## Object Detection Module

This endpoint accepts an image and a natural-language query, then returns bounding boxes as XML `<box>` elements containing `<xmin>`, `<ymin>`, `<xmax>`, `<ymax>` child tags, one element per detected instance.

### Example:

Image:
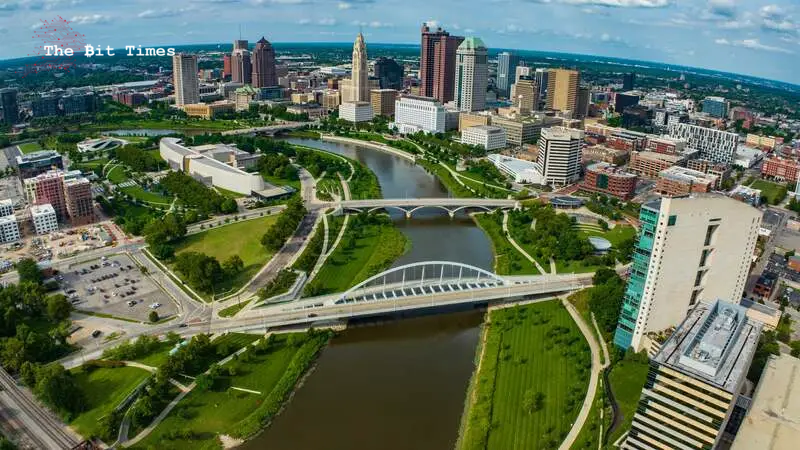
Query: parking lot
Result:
<box><xmin>61</xmin><ymin>253</ymin><xmax>176</xmax><ymax>322</ymax></box>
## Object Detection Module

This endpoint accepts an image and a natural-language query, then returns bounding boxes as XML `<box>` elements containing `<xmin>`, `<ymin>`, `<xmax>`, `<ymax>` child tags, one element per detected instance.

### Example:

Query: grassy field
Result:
<box><xmin>106</xmin><ymin>165</ymin><xmax>130</xmax><ymax>184</ymax></box>
<box><xmin>417</xmin><ymin>159</ymin><xmax>476</xmax><ymax>198</ymax></box>
<box><xmin>459</xmin><ymin>301</ymin><xmax>591</xmax><ymax>450</ymax></box>
<box><xmin>304</xmin><ymin>219</ymin><xmax>409</xmax><ymax>295</ymax></box>
<box><xmin>130</xmin><ymin>333</ymin><xmax>326</xmax><ymax>449</ymax></box>
<box><xmin>18</xmin><ymin>142</ymin><xmax>43</xmax><ymax>153</ymax></box>
<box><xmin>134</xmin><ymin>340</ymin><xmax>175</xmax><ymax>368</ymax></box>
<box><xmin>214</xmin><ymin>186</ymin><xmax>246</xmax><ymax>199</ymax></box>
<box><xmin>606</xmin><ymin>354</ymin><xmax>650</xmax><ymax>445</ymax></box>
<box><xmin>120</xmin><ymin>186</ymin><xmax>172</xmax><ymax>204</ymax></box>
<box><xmin>571</xmin><ymin>378</ymin><xmax>611</xmax><ymax>450</ymax></box>
<box><xmin>473</xmin><ymin>213</ymin><xmax>539</xmax><ymax>276</ymax></box>
<box><xmin>174</xmin><ymin>215</ymin><xmax>279</xmax><ymax>298</ymax></box>
<box><xmin>70</xmin><ymin>366</ymin><xmax>151</xmax><ymax>440</ymax></box>
<box><xmin>263</xmin><ymin>173</ymin><xmax>301</xmax><ymax>192</ymax></box>
<box><xmin>92</xmin><ymin>118</ymin><xmax>257</xmax><ymax>132</ymax></box>
<box><xmin>73</xmin><ymin>157</ymin><xmax>109</xmax><ymax>172</ymax></box>
<box><xmin>577</xmin><ymin>224</ymin><xmax>636</xmax><ymax>247</ymax></box>
<box><xmin>751</xmin><ymin>179</ymin><xmax>788</xmax><ymax>205</ymax></box>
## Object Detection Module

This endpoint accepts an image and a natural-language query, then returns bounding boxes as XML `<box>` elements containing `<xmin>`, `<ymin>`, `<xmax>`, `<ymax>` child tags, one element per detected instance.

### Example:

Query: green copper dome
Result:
<box><xmin>458</xmin><ymin>36</ymin><xmax>487</xmax><ymax>51</ymax></box>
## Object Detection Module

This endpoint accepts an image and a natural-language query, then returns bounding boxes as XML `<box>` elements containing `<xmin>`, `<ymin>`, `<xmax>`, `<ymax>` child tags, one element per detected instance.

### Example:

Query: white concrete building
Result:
<box><xmin>487</xmin><ymin>153</ymin><xmax>544</xmax><ymax>184</ymax></box>
<box><xmin>159</xmin><ymin>138</ymin><xmax>267</xmax><ymax>196</ymax></box>
<box><xmin>339</xmin><ymin>101</ymin><xmax>374</xmax><ymax>123</ymax></box>
<box><xmin>392</xmin><ymin>96</ymin><xmax>446</xmax><ymax>134</ymax></box>
<box><xmin>454</xmin><ymin>37</ymin><xmax>488</xmax><ymax>112</ymax></box>
<box><xmin>462</xmin><ymin>125</ymin><xmax>506</xmax><ymax>150</ymax></box>
<box><xmin>668</xmin><ymin>123</ymin><xmax>739</xmax><ymax>165</ymax></box>
<box><xmin>31</xmin><ymin>204</ymin><xmax>58</xmax><ymax>235</ymax></box>
<box><xmin>0</xmin><ymin>199</ymin><xmax>13</xmax><ymax>218</ymax></box>
<box><xmin>537</xmin><ymin>126</ymin><xmax>584</xmax><ymax>187</ymax></box>
<box><xmin>614</xmin><ymin>194</ymin><xmax>761</xmax><ymax>351</ymax></box>
<box><xmin>0</xmin><ymin>215</ymin><xmax>20</xmax><ymax>243</ymax></box>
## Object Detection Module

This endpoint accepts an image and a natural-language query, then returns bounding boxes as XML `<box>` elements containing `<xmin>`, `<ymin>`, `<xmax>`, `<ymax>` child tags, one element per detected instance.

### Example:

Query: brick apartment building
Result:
<box><xmin>761</xmin><ymin>156</ymin><xmax>800</xmax><ymax>182</ymax></box>
<box><xmin>64</xmin><ymin>178</ymin><xmax>94</xmax><ymax>225</ymax></box>
<box><xmin>581</xmin><ymin>162</ymin><xmax>638</xmax><ymax>200</ymax></box>
<box><xmin>655</xmin><ymin>166</ymin><xmax>718</xmax><ymax>197</ymax></box>
<box><xmin>628</xmin><ymin>151</ymin><xmax>685</xmax><ymax>178</ymax></box>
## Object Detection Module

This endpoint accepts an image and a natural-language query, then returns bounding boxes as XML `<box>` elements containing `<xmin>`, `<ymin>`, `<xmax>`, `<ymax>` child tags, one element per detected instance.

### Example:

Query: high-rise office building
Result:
<box><xmin>615</xmin><ymin>91</ymin><xmax>640</xmax><ymax>115</ymax></box>
<box><xmin>534</xmin><ymin>68</ymin><xmax>549</xmax><ymax>107</ymax></box>
<box><xmin>624</xmin><ymin>300</ymin><xmax>760</xmax><ymax>450</ymax></box>
<box><xmin>420</xmin><ymin>24</ymin><xmax>464</xmax><ymax>103</ymax></box>
<box><xmin>370</xmin><ymin>89</ymin><xmax>397</xmax><ymax>117</ymax></box>
<box><xmin>537</xmin><ymin>126</ymin><xmax>584</xmax><ymax>186</ymax></box>
<box><xmin>231</xmin><ymin>40</ymin><xmax>252</xmax><ymax>85</ymax></box>
<box><xmin>251</xmin><ymin>37</ymin><xmax>277</xmax><ymax>88</ymax></box>
<box><xmin>613</xmin><ymin>195</ymin><xmax>760</xmax><ymax>351</ymax></box>
<box><xmin>31</xmin><ymin>94</ymin><xmax>60</xmax><ymax>117</ymax></box>
<box><xmin>496</xmin><ymin>51</ymin><xmax>519</xmax><ymax>98</ymax></box>
<box><xmin>702</xmin><ymin>96</ymin><xmax>729</xmax><ymax>119</ymax></box>
<box><xmin>514</xmin><ymin>76</ymin><xmax>538</xmax><ymax>114</ymax></box>
<box><xmin>546</xmin><ymin>68</ymin><xmax>580</xmax><ymax>114</ymax></box>
<box><xmin>576</xmin><ymin>86</ymin><xmax>590</xmax><ymax>119</ymax></box>
<box><xmin>622</xmin><ymin>72</ymin><xmax>636</xmax><ymax>91</ymax></box>
<box><xmin>222</xmin><ymin>54</ymin><xmax>232</xmax><ymax>79</ymax></box>
<box><xmin>454</xmin><ymin>37</ymin><xmax>488</xmax><ymax>112</ymax></box>
<box><xmin>373</xmin><ymin>57</ymin><xmax>404</xmax><ymax>90</ymax></box>
<box><xmin>0</xmin><ymin>88</ymin><xmax>19</xmax><ymax>125</ymax></box>
<box><xmin>172</xmin><ymin>53</ymin><xmax>199</xmax><ymax>107</ymax></box>
<box><xmin>350</xmin><ymin>32</ymin><xmax>370</xmax><ymax>103</ymax></box>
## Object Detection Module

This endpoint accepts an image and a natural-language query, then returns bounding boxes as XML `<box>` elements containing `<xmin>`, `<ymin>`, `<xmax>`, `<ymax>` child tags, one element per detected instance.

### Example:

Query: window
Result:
<box><xmin>667</xmin><ymin>215</ymin><xmax>677</xmax><ymax>226</ymax></box>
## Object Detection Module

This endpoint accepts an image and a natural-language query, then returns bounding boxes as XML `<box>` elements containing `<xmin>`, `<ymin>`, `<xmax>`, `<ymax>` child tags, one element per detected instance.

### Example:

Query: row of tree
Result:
<box><xmin>261</xmin><ymin>197</ymin><xmax>307</xmax><ymax>251</ymax></box>
<box><xmin>173</xmin><ymin>252</ymin><xmax>244</xmax><ymax>293</ymax></box>
<box><xmin>159</xmin><ymin>171</ymin><xmax>238</xmax><ymax>215</ymax></box>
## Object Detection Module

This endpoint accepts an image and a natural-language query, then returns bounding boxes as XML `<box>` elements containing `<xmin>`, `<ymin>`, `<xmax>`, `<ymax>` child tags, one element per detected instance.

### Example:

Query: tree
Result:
<box><xmin>33</xmin><ymin>364</ymin><xmax>85</xmax><ymax>418</ymax></box>
<box><xmin>522</xmin><ymin>389</ymin><xmax>545</xmax><ymax>413</ymax></box>
<box><xmin>16</xmin><ymin>258</ymin><xmax>42</xmax><ymax>285</ymax></box>
<box><xmin>222</xmin><ymin>255</ymin><xmax>244</xmax><ymax>276</ymax></box>
<box><xmin>46</xmin><ymin>295</ymin><xmax>72</xmax><ymax>322</ymax></box>
<box><xmin>149</xmin><ymin>310</ymin><xmax>159</xmax><ymax>323</ymax></box>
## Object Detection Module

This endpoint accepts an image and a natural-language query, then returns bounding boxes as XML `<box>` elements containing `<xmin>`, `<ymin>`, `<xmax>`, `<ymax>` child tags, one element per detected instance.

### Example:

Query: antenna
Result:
<box><xmin>239</xmin><ymin>24</ymin><xmax>242</xmax><ymax>40</ymax></box>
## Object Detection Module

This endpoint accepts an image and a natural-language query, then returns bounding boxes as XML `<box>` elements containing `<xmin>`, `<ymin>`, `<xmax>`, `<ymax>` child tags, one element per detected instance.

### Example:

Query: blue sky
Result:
<box><xmin>0</xmin><ymin>0</ymin><xmax>799</xmax><ymax>84</ymax></box>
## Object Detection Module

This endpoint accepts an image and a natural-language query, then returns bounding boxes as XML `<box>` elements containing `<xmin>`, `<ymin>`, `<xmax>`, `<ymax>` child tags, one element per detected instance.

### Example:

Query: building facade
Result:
<box><xmin>0</xmin><ymin>215</ymin><xmax>20</xmax><ymax>243</ymax></box>
<box><xmin>514</xmin><ymin>77</ymin><xmax>538</xmax><ymax>114</ymax></box>
<box><xmin>420</xmin><ymin>24</ymin><xmax>464</xmax><ymax>104</ymax></box>
<box><xmin>613</xmin><ymin>195</ymin><xmax>760</xmax><ymax>351</ymax></box>
<box><xmin>629</xmin><ymin>151</ymin><xmax>685</xmax><ymax>179</ymax></box>
<box><xmin>668</xmin><ymin>123</ymin><xmax>738</xmax><ymax>165</ymax></box>
<box><xmin>454</xmin><ymin>37</ymin><xmax>488</xmax><ymax>112</ymax></box>
<box><xmin>496</xmin><ymin>52</ymin><xmax>519</xmax><ymax>98</ymax></box>
<box><xmin>546</xmin><ymin>69</ymin><xmax>579</xmax><ymax>114</ymax></box>
<box><xmin>172</xmin><ymin>53</ymin><xmax>199</xmax><ymax>107</ymax></box>
<box><xmin>624</xmin><ymin>300</ymin><xmax>760</xmax><ymax>450</ymax></box>
<box><xmin>31</xmin><ymin>204</ymin><xmax>58</xmax><ymax>235</ymax></box>
<box><xmin>370</xmin><ymin>89</ymin><xmax>397</xmax><ymax>117</ymax></box>
<box><xmin>373</xmin><ymin>57</ymin><xmax>404</xmax><ymax>90</ymax></box>
<box><xmin>656</xmin><ymin>166</ymin><xmax>718</xmax><ymax>197</ymax></box>
<box><xmin>251</xmin><ymin>37</ymin><xmax>278</xmax><ymax>88</ymax></box>
<box><xmin>581</xmin><ymin>162</ymin><xmax>637</xmax><ymax>200</ymax></box>
<box><xmin>761</xmin><ymin>156</ymin><xmax>800</xmax><ymax>182</ymax></box>
<box><xmin>393</xmin><ymin>96</ymin><xmax>446</xmax><ymax>134</ymax></box>
<box><xmin>231</xmin><ymin>40</ymin><xmax>251</xmax><ymax>85</ymax></box>
<box><xmin>461</xmin><ymin>125</ymin><xmax>506</xmax><ymax>150</ymax></box>
<box><xmin>64</xmin><ymin>178</ymin><xmax>94</xmax><ymax>225</ymax></box>
<box><xmin>339</xmin><ymin>101</ymin><xmax>374</xmax><ymax>123</ymax></box>
<box><xmin>702</xmin><ymin>96</ymin><xmax>729</xmax><ymax>119</ymax></box>
<box><xmin>537</xmin><ymin>126</ymin><xmax>584</xmax><ymax>186</ymax></box>
<box><xmin>0</xmin><ymin>88</ymin><xmax>18</xmax><ymax>125</ymax></box>
<box><xmin>350</xmin><ymin>33</ymin><xmax>370</xmax><ymax>103</ymax></box>
<box><xmin>25</xmin><ymin>171</ymin><xmax>67</xmax><ymax>220</ymax></box>
<box><xmin>458</xmin><ymin>112</ymin><xmax>491</xmax><ymax>132</ymax></box>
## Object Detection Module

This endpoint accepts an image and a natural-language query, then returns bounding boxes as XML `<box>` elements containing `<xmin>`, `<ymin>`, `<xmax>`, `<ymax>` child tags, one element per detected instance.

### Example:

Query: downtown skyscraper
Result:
<box><xmin>546</xmin><ymin>68</ymin><xmax>579</xmax><ymax>115</ymax></box>
<box><xmin>251</xmin><ymin>37</ymin><xmax>278</xmax><ymax>88</ymax></box>
<box><xmin>231</xmin><ymin>39</ymin><xmax>252</xmax><ymax>85</ymax></box>
<box><xmin>420</xmin><ymin>24</ymin><xmax>464</xmax><ymax>104</ymax></box>
<box><xmin>454</xmin><ymin>37</ymin><xmax>488</xmax><ymax>112</ymax></box>
<box><xmin>172</xmin><ymin>53</ymin><xmax>199</xmax><ymax>106</ymax></box>
<box><xmin>496</xmin><ymin>51</ymin><xmax>519</xmax><ymax>98</ymax></box>
<box><xmin>350</xmin><ymin>32</ymin><xmax>369</xmax><ymax>102</ymax></box>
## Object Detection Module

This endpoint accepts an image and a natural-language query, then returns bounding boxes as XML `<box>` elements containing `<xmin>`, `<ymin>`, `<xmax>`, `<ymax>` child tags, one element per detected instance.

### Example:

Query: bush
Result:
<box><xmin>149</xmin><ymin>310</ymin><xmax>159</xmax><ymax>323</ymax></box>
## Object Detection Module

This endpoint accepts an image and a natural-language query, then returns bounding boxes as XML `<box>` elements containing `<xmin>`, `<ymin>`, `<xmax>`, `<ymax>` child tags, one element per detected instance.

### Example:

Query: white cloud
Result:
<box><xmin>70</xmin><ymin>14</ymin><xmax>111</xmax><ymax>25</ymax></box>
<box><xmin>715</xmin><ymin>37</ymin><xmax>793</xmax><ymax>54</ymax></box>
<box><xmin>529</xmin><ymin>0</ymin><xmax>671</xmax><ymax>7</ymax></box>
<box><xmin>138</xmin><ymin>8</ymin><xmax>192</xmax><ymax>19</ymax></box>
<box><xmin>318</xmin><ymin>17</ymin><xmax>337</xmax><ymax>26</ymax></box>
<box><xmin>760</xmin><ymin>5</ymin><xmax>785</xmax><ymax>20</ymax></box>
<box><xmin>0</xmin><ymin>26</ymin><xmax>7</xmax><ymax>33</ymax></box>
<box><xmin>337</xmin><ymin>2</ymin><xmax>351</xmax><ymax>9</ymax></box>
<box><xmin>350</xmin><ymin>20</ymin><xmax>392</xmax><ymax>28</ymax></box>
<box><xmin>297</xmin><ymin>18</ymin><xmax>311</xmax><ymax>25</ymax></box>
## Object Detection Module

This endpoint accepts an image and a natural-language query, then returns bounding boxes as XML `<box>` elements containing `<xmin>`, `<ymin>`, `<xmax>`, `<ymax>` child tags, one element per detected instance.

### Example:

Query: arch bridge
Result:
<box><xmin>338</xmin><ymin>198</ymin><xmax>519</xmax><ymax>218</ymax></box>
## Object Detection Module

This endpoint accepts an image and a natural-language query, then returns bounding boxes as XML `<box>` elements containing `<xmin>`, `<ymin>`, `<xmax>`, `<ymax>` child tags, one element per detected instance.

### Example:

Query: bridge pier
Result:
<box><xmin>448</xmin><ymin>210</ymin><xmax>455</xmax><ymax>219</ymax></box>
<box><xmin>405</xmin><ymin>211</ymin><xmax>412</xmax><ymax>219</ymax></box>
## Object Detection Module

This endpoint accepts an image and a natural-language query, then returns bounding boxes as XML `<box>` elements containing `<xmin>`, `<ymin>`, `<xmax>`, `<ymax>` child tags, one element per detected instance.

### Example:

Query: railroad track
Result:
<box><xmin>0</xmin><ymin>368</ymin><xmax>79</xmax><ymax>449</ymax></box>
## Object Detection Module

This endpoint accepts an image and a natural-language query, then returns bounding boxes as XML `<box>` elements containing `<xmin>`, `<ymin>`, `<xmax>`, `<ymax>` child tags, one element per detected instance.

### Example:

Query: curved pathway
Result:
<box><xmin>559</xmin><ymin>297</ymin><xmax>606</xmax><ymax>450</ymax></box>
<box><xmin>501</xmin><ymin>211</ymin><xmax>549</xmax><ymax>274</ymax></box>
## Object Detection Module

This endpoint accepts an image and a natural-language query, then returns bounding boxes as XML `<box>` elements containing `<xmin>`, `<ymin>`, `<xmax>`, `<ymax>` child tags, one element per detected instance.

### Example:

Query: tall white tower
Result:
<box><xmin>172</xmin><ymin>53</ymin><xmax>199</xmax><ymax>106</ymax></box>
<box><xmin>351</xmin><ymin>32</ymin><xmax>369</xmax><ymax>102</ymax></box>
<box><xmin>454</xmin><ymin>37</ymin><xmax>488</xmax><ymax>112</ymax></box>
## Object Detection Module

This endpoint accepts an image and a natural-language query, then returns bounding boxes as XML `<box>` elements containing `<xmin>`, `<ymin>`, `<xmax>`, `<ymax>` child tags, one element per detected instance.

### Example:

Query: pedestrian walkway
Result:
<box><xmin>501</xmin><ymin>211</ymin><xmax>548</xmax><ymax>274</ymax></box>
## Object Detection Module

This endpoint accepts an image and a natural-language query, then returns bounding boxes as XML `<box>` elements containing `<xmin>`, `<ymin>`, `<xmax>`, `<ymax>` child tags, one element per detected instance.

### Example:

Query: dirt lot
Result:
<box><xmin>60</xmin><ymin>253</ymin><xmax>176</xmax><ymax>323</ymax></box>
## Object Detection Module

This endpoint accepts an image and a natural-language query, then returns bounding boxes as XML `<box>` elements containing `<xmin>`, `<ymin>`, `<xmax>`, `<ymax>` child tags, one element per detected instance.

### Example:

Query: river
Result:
<box><xmin>238</xmin><ymin>138</ymin><xmax>492</xmax><ymax>450</ymax></box>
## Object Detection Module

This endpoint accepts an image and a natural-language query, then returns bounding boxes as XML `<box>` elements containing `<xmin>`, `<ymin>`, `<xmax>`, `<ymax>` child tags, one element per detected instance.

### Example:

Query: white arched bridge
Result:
<box><xmin>335</xmin><ymin>198</ymin><xmax>519</xmax><ymax>218</ymax></box>
<box><xmin>220</xmin><ymin>261</ymin><xmax>594</xmax><ymax>332</ymax></box>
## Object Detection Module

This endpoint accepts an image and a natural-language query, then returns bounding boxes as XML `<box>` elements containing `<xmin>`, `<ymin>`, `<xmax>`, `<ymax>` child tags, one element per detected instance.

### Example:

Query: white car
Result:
<box><xmin>149</xmin><ymin>303</ymin><xmax>161</xmax><ymax>309</ymax></box>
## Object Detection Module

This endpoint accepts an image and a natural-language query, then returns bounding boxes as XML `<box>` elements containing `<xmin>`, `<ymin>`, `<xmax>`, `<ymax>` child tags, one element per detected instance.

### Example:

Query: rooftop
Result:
<box><xmin>731</xmin><ymin>354</ymin><xmax>800</xmax><ymax>450</ymax></box>
<box><xmin>458</xmin><ymin>36</ymin><xmax>487</xmax><ymax>51</ymax></box>
<box><xmin>654</xmin><ymin>300</ymin><xmax>761</xmax><ymax>393</ymax></box>
<box><xmin>31</xmin><ymin>203</ymin><xmax>56</xmax><ymax>216</ymax></box>
<box><xmin>587</xmin><ymin>162</ymin><xmax>637</xmax><ymax>178</ymax></box>
<box><xmin>659</xmin><ymin>166</ymin><xmax>718</xmax><ymax>183</ymax></box>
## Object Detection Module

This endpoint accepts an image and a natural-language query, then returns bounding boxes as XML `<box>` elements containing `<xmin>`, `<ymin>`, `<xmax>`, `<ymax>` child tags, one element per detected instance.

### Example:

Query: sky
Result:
<box><xmin>0</xmin><ymin>0</ymin><xmax>799</xmax><ymax>84</ymax></box>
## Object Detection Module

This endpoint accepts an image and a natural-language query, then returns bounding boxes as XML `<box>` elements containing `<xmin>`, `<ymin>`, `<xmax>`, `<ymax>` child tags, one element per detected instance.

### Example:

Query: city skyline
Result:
<box><xmin>0</xmin><ymin>1</ymin><xmax>799</xmax><ymax>85</ymax></box>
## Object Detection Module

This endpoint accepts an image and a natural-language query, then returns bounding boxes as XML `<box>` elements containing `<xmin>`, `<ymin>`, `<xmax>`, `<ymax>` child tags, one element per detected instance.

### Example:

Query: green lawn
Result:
<box><xmin>92</xmin><ymin>118</ymin><xmax>258</xmax><ymax>132</ymax></box>
<box><xmin>18</xmin><ymin>142</ymin><xmax>43</xmax><ymax>153</ymax></box>
<box><xmin>751</xmin><ymin>179</ymin><xmax>788</xmax><ymax>205</ymax></box>
<box><xmin>459</xmin><ymin>301</ymin><xmax>591</xmax><ymax>450</ymax></box>
<box><xmin>317</xmin><ymin>177</ymin><xmax>342</xmax><ymax>200</ymax></box>
<box><xmin>174</xmin><ymin>215</ymin><xmax>279</xmax><ymax>298</ymax></box>
<box><xmin>73</xmin><ymin>157</ymin><xmax>109</xmax><ymax>172</ymax></box>
<box><xmin>473</xmin><ymin>213</ymin><xmax>539</xmax><ymax>276</ymax></box>
<box><xmin>263</xmin><ymin>174</ymin><xmax>301</xmax><ymax>192</ymax></box>
<box><xmin>571</xmin><ymin>378</ymin><xmax>611</xmax><ymax>450</ymax></box>
<box><xmin>121</xmin><ymin>186</ymin><xmax>172</xmax><ymax>204</ymax></box>
<box><xmin>577</xmin><ymin>224</ymin><xmax>636</xmax><ymax>247</ymax></box>
<box><xmin>218</xmin><ymin>300</ymin><xmax>251</xmax><ymax>318</ymax></box>
<box><xmin>130</xmin><ymin>333</ymin><xmax>326</xmax><ymax>449</ymax></box>
<box><xmin>133</xmin><ymin>340</ymin><xmax>176</xmax><ymax>368</ymax></box>
<box><xmin>214</xmin><ymin>186</ymin><xmax>246</xmax><ymax>199</ymax></box>
<box><xmin>606</xmin><ymin>354</ymin><xmax>650</xmax><ymax>444</ymax></box>
<box><xmin>417</xmin><ymin>159</ymin><xmax>477</xmax><ymax>198</ymax></box>
<box><xmin>106</xmin><ymin>165</ymin><xmax>130</xmax><ymax>184</ymax></box>
<box><xmin>70</xmin><ymin>366</ymin><xmax>151</xmax><ymax>440</ymax></box>
<box><xmin>304</xmin><ymin>218</ymin><xmax>409</xmax><ymax>295</ymax></box>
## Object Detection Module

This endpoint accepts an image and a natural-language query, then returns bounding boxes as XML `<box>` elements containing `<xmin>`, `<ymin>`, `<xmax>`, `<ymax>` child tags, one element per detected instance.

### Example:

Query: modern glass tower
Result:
<box><xmin>496</xmin><ymin>51</ymin><xmax>519</xmax><ymax>98</ymax></box>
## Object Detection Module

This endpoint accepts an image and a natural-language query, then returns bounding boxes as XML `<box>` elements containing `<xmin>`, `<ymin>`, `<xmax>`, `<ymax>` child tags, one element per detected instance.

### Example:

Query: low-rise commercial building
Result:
<box><xmin>458</xmin><ymin>112</ymin><xmax>490</xmax><ymax>132</ymax></box>
<box><xmin>624</xmin><ymin>300</ymin><xmax>761</xmax><ymax>450</ymax></box>
<box><xmin>685</xmin><ymin>159</ymin><xmax>730</xmax><ymax>189</ymax></box>
<box><xmin>31</xmin><ymin>204</ymin><xmax>58</xmax><ymax>235</ymax></box>
<box><xmin>322</xmin><ymin>90</ymin><xmax>340</xmax><ymax>110</ymax></box>
<box><xmin>0</xmin><ymin>215</ymin><xmax>20</xmax><ymax>243</ymax></box>
<box><xmin>16</xmin><ymin>150</ymin><xmax>63</xmax><ymax>179</ymax></box>
<box><xmin>490</xmin><ymin>116</ymin><xmax>550</xmax><ymax>147</ymax></box>
<box><xmin>461</xmin><ymin>125</ymin><xmax>506</xmax><ymax>151</ymax></box>
<box><xmin>392</xmin><ymin>96</ymin><xmax>446</xmax><ymax>134</ymax></box>
<box><xmin>183</xmin><ymin>101</ymin><xmax>236</xmax><ymax>119</ymax></box>
<box><xmin>581</xmin><ymin>145</ymin><xmax>629</xmax><ymax>166</ymax></box>
<box><xmin>731</xmin><ymin>354</ymin><xmax>800</xmax><ymax>450</ymax></box>
<box><xmin>339</xmin><ymin>101</ymin><xmax>374</xmax><ymax>123</ymax></box>
<box><xmin>370</xmin><ymin>89</ymin><xmax>397</xmax><ymax>117</ymax></box>
<box><xmin>761</xmin><ymin>156</ymin><xmax>800</xmax><ymax>182</ymax></box>
<box><xmin>487</xmin><ymin>153</ymin><xmax>544</xmax><ymax>184</ymax></box>
<box><xmin>734</xmin><ymin>146</ymin><xmax>764</xmax><ymax>169</ymax></box>
<box><xmin>745</xmin><ymin>134</ymin><xmax>780</xmax><ymax>151</ymax></box>
<box><xmin>646</xmin><ymin>136</ymin><xmax>686</xmax><ymax>155</ymax></box>
<box><xmin>286</xmin><ymin>104</ymin><xmax>326</xmax><ymax>119</ymax></box>
<box><xmin>629</xmin><ymin>151</ymin><xmax>685</xmax><ymax>179</ymax></box>
<box><xmin>160</xmin><ymin>138</ymin><xmax>269</xmax><ymax>196</ymax></box>
<box><xmin>581</xmin><ymin>162</ymin><xmax>637</xmax><ymax>200</ymax></box>
<box><xmin>656</xmin><ymin>166</ymin><xmax>718</xmax><ymax>197</ymax></box>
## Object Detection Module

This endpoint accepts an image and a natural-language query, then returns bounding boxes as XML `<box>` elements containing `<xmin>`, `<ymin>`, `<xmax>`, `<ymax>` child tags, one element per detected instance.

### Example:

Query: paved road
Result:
<box><xmin>745</xmin><ymin>207</ymin><xmax>789</xmax><ymax>297</ymax></box>
<box><xmin>0</xmin><ymin>367</ymin><xmax>80</xmax><ymax>450</ymax></box>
